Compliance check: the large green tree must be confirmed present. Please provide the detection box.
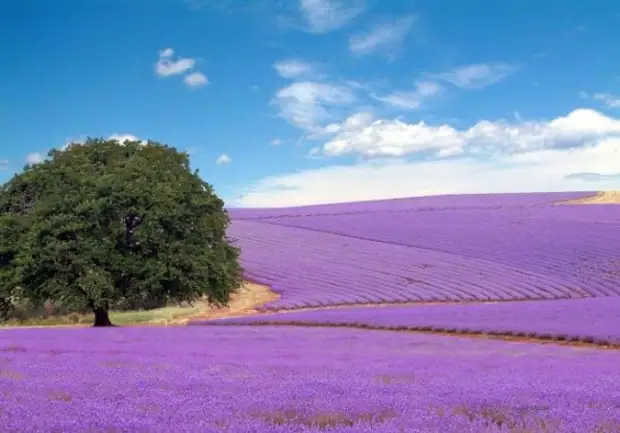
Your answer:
[0,138,243,326]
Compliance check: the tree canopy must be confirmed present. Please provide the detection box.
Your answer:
[0,138,243,326]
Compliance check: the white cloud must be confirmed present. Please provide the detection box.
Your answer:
[216,153,231,164]
[25,152,44,165]
[236,137,620,207]
[107,134,145,145]
[273,59,316,79]
[155,48,196,77]
[592,93,620,109]
[435,63,515,89]
[299,0,363,33]
[373,80,442,110]
[348,16,415,56]
[319,108,620,158]
[270,138,283,146]
[273,81,356,131]
[236,108,620,207]
[0,159,8,171]
[184,71,209,88]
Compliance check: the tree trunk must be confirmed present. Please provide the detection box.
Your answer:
[93,306,115,327]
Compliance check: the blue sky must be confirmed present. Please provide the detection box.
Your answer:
[2,0,620,207]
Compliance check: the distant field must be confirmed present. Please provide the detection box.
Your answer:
[227,191,620,310]
[199,297,620,346]
[2,326,619,432]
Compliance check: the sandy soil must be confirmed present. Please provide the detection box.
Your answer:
[172,282,280,325]
[560,191,620,204]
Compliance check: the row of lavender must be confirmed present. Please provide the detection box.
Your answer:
[231,221,591,310]
[252,206,620,294]
[2,326,619,432]
[227,192,620,309]
[194,297,620,345]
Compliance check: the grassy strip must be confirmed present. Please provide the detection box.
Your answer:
[198,320,620,350]
[1,304,206,327]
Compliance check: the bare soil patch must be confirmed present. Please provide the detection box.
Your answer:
[171,282,280,325]
[559,191,620,204]
[209,321,620,351]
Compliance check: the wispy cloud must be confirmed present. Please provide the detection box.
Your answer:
[270,138,283,146]
[0,159,8,171]
[348,16,416,57]
[273,81,356,132]
[565,172,620,182]
[435,63,516,89]
[273,59,316,79]
[592,92,620,109]
[216,153,232,164]
[299,0,364,33]
[155,48,196,77]
[373,80,442,110]
[184,71,209,88]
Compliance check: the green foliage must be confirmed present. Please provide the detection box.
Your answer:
[0,138,243,325]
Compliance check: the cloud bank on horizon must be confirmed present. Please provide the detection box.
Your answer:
[2,0,620,207]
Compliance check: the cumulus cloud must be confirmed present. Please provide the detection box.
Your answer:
[235,109,620,207]
[107,134,144,144]
[348,16,415,56]
[184,71,209,88]
[25,152,44,165]
[319,108,620,158]
[273,59,316,79]
[155,48,196,77]
[216,153,231,164]
[236,137,620,207]
[435,63,515,89]
[373,80,443,110]
[273,81,356,131]
[299,0,363,33]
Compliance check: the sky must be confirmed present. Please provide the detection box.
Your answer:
[1,0,620,208]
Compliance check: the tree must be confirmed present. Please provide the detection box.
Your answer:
[0,138,243,326]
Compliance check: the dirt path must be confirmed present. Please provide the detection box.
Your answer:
[172,282,280,325]
[205,321,620,351]
[560,191,620,204]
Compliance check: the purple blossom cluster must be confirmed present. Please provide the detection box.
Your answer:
[1,326,620,432]
[226,192,620,309]
[199,297,620,345]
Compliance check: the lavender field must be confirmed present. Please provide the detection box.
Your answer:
[5,192,620,433]
[227,192,620,310]
[199,297,620,346]
[2,326,620,433]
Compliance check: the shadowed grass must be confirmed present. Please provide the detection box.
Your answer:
[0,304,206,327]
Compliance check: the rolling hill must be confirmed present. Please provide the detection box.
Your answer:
[226,191,620,310]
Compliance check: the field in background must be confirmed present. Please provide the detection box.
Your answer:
[226,191,620,311]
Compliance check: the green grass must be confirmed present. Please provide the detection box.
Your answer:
[0,304,207,328]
